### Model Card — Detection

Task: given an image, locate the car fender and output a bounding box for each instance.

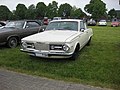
[73,41,80,52]
[7,35,20,41]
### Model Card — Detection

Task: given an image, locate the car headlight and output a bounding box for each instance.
[50,45,63,50]
[50,44,70,51]
[63,44,70,51]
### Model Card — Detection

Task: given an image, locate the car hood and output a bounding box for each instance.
[22,30,78,43]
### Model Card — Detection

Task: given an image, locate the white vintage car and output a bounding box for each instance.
[20,19,93,60]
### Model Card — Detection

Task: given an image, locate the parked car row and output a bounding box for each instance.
[0,18,119,60]
[87,19,108,26]
[87,19,120,27]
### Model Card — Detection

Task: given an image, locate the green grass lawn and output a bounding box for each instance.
[0,26,120,89]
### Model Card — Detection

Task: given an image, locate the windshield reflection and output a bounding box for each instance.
[4,21,24,29]
[46,21,78,31]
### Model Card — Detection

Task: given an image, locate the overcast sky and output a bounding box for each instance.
[0,0,120,12]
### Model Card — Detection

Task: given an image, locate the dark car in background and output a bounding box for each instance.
[0,20,42,48]
[87,19,96,26]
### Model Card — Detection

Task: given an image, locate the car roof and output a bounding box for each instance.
[8,20,41,25]
[50,19,83,23]
[9,20,40,22]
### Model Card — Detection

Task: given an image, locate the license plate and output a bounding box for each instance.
[36,53,48,57]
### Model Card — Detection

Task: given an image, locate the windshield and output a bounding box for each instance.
[5,21,24,28]
[46,21,78,31]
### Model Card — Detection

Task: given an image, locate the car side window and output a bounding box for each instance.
[80,21,85,30]
[26,21,40,28]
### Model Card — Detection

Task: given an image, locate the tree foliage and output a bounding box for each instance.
[84,0,107,19]
[0,1,111,20]
[36,2,47,19]
[0,5,12,20]
[26,4,36,19]
[15,4,27,19]
[58,3,72,18]
[108,9,117,19]
[46,1,58,19]
[70,6,86,19]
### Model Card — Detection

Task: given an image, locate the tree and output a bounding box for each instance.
[70,6,86,19]
[0,5,12,20]
[84,0,107,19]
[15,4,27,20]
[36,2,47,19]
[58,3,72,18]
[108,9,117,19]
[26,4,36,19]
[46,1,58,19]
[8,12,14,20]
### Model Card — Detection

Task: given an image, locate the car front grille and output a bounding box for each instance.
[34,42,49,51]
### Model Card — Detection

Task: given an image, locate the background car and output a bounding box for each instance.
[43,17,49,25]
[111,18,120,27]
[0,20,42,48]
[98,20,107,26]
[53,17,62,20]
[87,19,96,26]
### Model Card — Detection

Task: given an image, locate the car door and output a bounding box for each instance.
[79,21,89,47]
[24,21,41,35]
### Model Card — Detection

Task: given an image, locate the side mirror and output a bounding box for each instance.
[80,28,85,32]
[26,26,29,28]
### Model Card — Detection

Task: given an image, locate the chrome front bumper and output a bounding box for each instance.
[20,49,73,58]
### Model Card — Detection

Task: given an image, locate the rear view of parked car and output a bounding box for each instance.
[0,20,42,48]
[98,20,107,26]
[43,17,49,25]
[111,18,120,27]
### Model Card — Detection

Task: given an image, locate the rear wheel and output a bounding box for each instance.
[7,37,18,48]
[86,37,92,46]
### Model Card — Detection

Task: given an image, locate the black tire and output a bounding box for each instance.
[7,37,18,48]
[70,45,79,60]
[86,37,92,46]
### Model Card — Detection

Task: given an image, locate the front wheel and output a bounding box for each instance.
[7,37,18,48]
